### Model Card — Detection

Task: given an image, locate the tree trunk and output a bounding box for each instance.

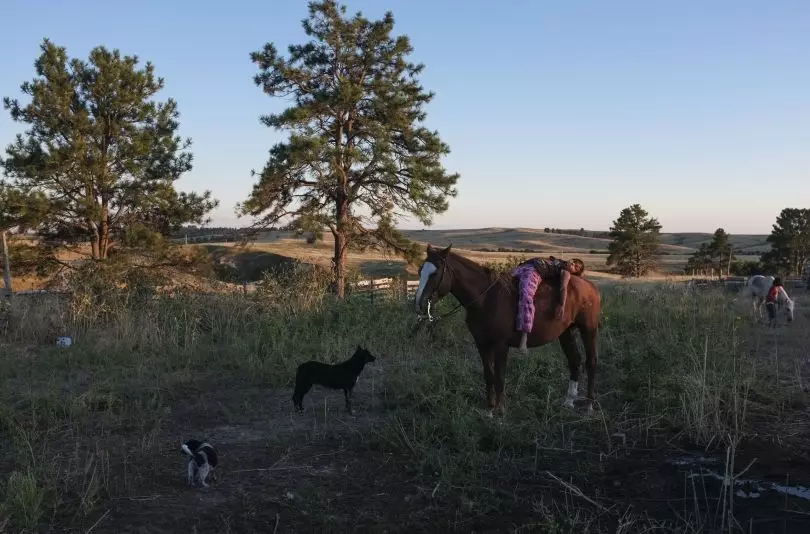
[333,230,348,299]
[99,199,110,259]
[332,195,350,299]
[91,232,110,260]
[2,231,12,296]
[99,224,110,259]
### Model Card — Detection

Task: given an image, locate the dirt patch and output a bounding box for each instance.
[60,376,810,534]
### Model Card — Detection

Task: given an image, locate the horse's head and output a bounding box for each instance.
[414,243,454,315]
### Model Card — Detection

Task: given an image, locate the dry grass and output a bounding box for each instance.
[1,271,809,532]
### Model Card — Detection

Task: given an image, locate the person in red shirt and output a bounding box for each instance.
[765,277,791,326]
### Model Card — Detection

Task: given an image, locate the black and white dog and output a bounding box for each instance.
[181,439,218,487]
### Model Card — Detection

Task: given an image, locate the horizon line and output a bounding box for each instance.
[185,224,769,236]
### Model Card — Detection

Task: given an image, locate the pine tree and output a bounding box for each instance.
[1,39,217,261]
[760,208,810,276]
[239,1,459,297]
[606,204,662,277]
[707,228,734,277]
[685,243,712,276]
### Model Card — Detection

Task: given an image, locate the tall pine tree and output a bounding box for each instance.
[239,0,459,297]
[606,204,662,277]
[760,208,810,276]
[1,39,217,261]
[707,228,733,276]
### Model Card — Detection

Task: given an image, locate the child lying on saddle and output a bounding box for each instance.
[512,256,586,354]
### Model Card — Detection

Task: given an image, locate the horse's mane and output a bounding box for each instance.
[447,251,515,293]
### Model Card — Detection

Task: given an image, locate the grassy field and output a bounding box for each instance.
[1,270,810,532]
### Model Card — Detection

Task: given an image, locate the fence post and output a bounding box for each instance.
[2,231,12,299]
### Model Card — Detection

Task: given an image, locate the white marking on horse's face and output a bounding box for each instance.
[415,261,437,311]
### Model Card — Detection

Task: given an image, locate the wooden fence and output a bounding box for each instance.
[353,275,809,299]
[352,277,420,299]
[687,276,807,291]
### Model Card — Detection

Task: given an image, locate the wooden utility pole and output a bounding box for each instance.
[2,231,12,298]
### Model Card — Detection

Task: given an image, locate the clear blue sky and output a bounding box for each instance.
[2,0,808,234]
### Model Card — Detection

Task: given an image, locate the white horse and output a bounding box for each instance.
[742,275,794,326]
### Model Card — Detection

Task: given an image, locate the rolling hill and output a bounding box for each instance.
[239,227,767,279]
[398,227,770,254]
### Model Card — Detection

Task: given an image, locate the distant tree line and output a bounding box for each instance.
[605,204,810,279]
[542,227,610,239]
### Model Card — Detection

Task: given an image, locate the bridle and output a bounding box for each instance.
[413,253,500,330]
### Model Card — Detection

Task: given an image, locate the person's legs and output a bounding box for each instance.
[512,264,542,353]
[766,301,777,327]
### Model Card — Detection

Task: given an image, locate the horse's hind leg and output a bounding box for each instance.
[558,327,581,409]
[581,324,598,414]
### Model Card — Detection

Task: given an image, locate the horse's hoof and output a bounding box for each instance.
[572,398,595,416]
[562,398,576,410]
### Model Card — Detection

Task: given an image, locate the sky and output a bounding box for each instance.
[1,0,808,234]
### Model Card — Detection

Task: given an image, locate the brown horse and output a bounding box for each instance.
[413,244,601,415]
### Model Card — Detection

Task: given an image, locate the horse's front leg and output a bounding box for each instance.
[493,345,509,415]
[475,339,496,410]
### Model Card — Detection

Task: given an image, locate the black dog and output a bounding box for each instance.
[292,345,377,414]
[181,439,218,487]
